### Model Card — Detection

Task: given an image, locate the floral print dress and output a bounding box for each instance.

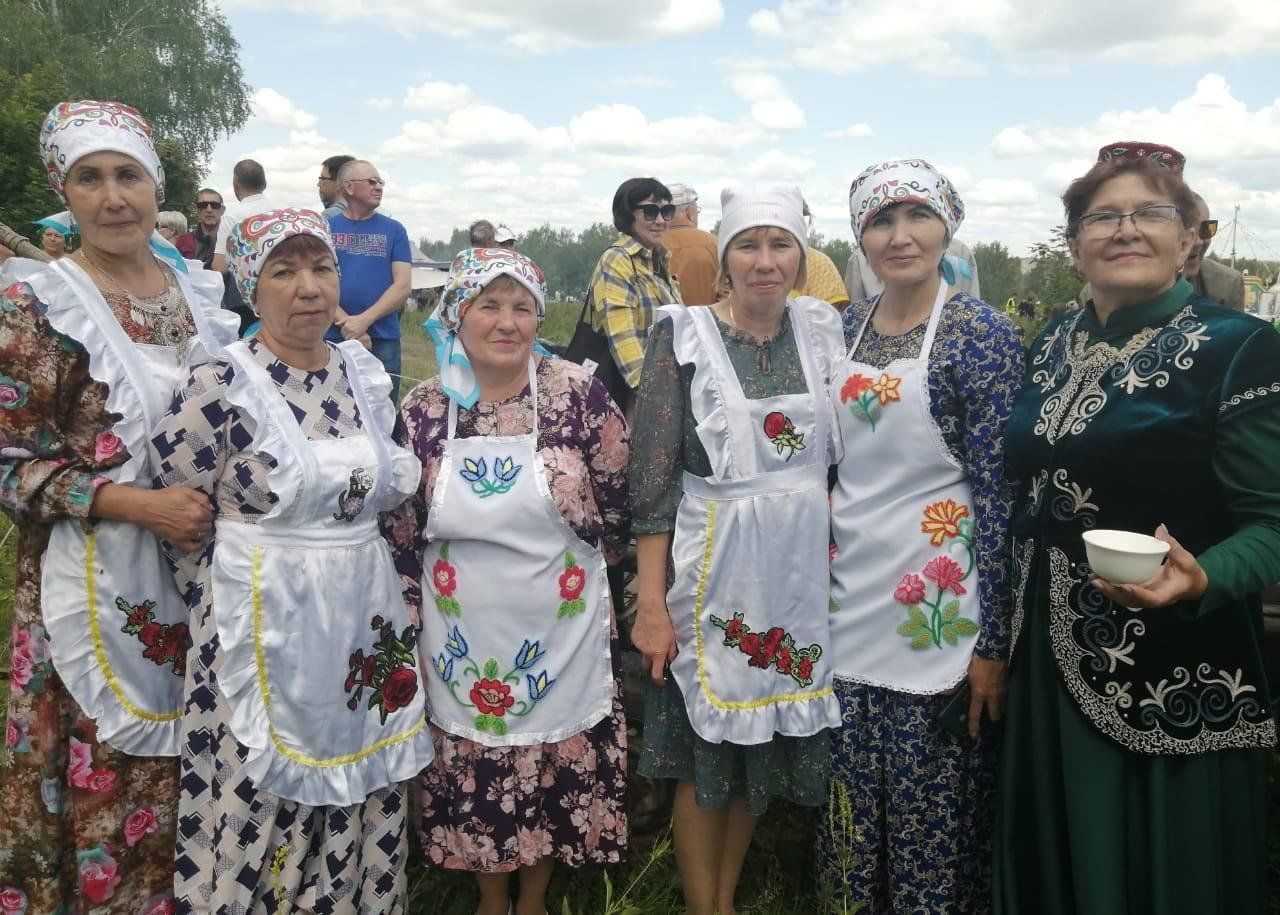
[384,357,631,872]
[0,274,188,915]
[149,339,410,913]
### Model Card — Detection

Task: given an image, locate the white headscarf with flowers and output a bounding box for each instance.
[424,247,548,409]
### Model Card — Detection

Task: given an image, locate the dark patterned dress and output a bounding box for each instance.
[0,272,188,914]
[150,339,409,913]
[816,293,1024,913]
[628,312,833,816]
[993,282,1280,915]
[385,357,631,872]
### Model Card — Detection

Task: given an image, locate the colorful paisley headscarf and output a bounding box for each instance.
[40,100,165,204]
[424,247,548,409]
[848,158,965,245]
[226,208,336,306]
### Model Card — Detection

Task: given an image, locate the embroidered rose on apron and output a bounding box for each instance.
[431,623,558,738]
[710,611,824,687]
[431,542,462,616]
[343,615,420,724]
[115,596,189,676]
[762,410,806,460]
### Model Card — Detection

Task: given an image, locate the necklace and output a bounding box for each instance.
[77,250,191,354]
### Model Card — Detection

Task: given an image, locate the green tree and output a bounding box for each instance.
[1023,227,1080,307]
[972,241,1022,312]
[0,62,70,240]
[156,139,201,217]
[819,238,853,279]
[1,0,252,166]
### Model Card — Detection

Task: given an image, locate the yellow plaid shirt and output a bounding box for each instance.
[588,235,682,390]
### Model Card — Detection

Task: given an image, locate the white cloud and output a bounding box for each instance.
[236,0,724,46]
[991,75,1280,187]
[825,123,875,140]
[741,148,815,180]
[403,80,474,112]
[381,104,570,159]
[249,88,317,131]
[729,72,806,131]
[569,104,754,158]
[747,0,1280,74]
[364,97,394,111]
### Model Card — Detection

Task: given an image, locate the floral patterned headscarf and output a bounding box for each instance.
[40,100,165,204]
[226,208,336,306]
[424,247,548,409]
[848,158,965,245]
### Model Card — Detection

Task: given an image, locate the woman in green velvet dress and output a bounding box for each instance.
[993,148,1280,914]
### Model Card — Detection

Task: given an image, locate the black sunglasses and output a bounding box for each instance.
[636,203,676,222]
[195,200,223,209]
[1198,219,1218,241]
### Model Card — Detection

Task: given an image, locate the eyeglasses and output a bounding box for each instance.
[195,200,223,210]
[1075,204,1179,237]
[1198,219,1218,241]
[636,203,677,222]
[350,177,385,187]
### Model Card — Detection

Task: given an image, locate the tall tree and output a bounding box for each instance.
[0,62,70,238]
[972,241,1022,311]
[1023,227,1080,307]
[0,0,251,165]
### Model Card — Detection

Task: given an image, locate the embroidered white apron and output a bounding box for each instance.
[36,256,235,756]
[210,340,432,806]
[829,283,980,693]
[664,301,840,745]
[420,359,613,747]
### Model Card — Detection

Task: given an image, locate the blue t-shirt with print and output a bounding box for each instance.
[327,211,411,340]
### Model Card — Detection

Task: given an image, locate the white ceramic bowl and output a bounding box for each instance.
[1082,529,1170,584]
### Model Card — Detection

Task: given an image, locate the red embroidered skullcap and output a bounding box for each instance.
[1096,141,1186,175]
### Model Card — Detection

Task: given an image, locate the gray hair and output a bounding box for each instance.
[156,210,188,234]
[337,158,375,184]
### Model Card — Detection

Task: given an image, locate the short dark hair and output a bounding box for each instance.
[1062,157,1197,238]
[322,154,355,180]
[195,187,223,203]
[611,177,672,235]
[232,159,267,193]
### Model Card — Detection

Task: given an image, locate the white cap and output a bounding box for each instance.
[494,225,515,243]
[716,184,809,263]
[668,183,698,206]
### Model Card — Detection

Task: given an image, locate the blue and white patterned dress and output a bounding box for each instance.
[817,293,1024,914]
[150,338,410,914]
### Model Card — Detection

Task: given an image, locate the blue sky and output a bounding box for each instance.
[210,0,1280,266]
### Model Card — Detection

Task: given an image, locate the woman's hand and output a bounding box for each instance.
[966,654,1007,738]
[632,591,678,686]
[1090,524,1208,609]
[135,487,214,553]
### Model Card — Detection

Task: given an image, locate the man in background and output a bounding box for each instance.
[663,182,718,305]
[327,159,413,399]
[494,225,517,250]
[1184,193,1245,310]
[212,160,274,330]
[318,154,355,219]
[179,188,223,269]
